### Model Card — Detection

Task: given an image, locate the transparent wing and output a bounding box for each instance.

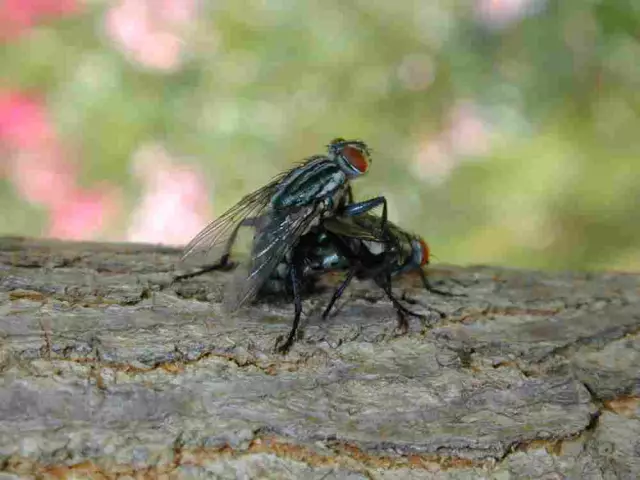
[225,204,321,310]
[322,214,382,242]
[324,212,407,244]
[180,171,291,264]
[180,155,326,264]
[324,213,410,262]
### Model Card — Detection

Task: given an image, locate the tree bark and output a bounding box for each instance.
[0,237,638,479]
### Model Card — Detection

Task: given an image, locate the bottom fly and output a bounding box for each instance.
[264,213,454,353]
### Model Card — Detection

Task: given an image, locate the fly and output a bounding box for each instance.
[264,213,455,353]
[174,138,388,311]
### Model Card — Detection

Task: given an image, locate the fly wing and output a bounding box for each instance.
[321,214,381,241]
[180,170,291,265]
[180,155,327,265]
[225,204,322,311]
[324,213,408,263]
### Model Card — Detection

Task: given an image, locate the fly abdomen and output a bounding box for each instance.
[320,253,345,270]
[307,251,345,271]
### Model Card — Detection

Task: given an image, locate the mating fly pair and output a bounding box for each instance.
[175,139,445,353]
[263,213,450,352]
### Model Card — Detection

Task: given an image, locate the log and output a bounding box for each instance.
[0,237,638,479]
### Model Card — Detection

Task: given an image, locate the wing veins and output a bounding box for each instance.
[231,206,320,309]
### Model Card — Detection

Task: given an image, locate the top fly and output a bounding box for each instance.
[176,138,388,310]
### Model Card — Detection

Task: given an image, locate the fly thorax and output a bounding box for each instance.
[319,181,349,219]
[271,161,346,210]
[319,170,347,196]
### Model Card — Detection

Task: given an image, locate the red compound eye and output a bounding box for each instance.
[419,239,430,266]
[342,146,369,173]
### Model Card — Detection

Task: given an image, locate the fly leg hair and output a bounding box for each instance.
[379,274,420,333]
[380,273,449,333]
[275,244,307,354]
[172,217,259,283]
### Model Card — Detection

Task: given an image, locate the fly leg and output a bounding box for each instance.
[172,256,237,282]
[380,274,446,332]
[379,278,411,333]
[341,196,388,231]
[322,269,356,319]
[419,269,462,297]
[275,245,306,354]
[173,217,259,283]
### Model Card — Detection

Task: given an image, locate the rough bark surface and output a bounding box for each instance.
[0,237,638,479]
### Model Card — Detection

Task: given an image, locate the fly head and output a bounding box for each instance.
[411,237,431,268]
[328,138,372,178]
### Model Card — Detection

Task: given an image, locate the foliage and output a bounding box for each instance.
[1,0,639,271]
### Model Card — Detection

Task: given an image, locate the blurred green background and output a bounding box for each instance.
[1,0,639,271]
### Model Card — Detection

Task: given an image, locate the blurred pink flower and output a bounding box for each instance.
[1,90,121,239]
[397,54,436,92]
[0,91,55,149]
[414,101,492,184]
[446,102,491,157]
[0,0,80,42]
[104,0,199,72]
[413,139,458,185]
[48,185,120,240]
[1,91,74,206]
[475,0,545,30]
[8,150,76,206]
[127,143,211,246]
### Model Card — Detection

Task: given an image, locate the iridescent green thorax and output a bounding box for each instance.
[269,139,371,211]
[270,157,347,210]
